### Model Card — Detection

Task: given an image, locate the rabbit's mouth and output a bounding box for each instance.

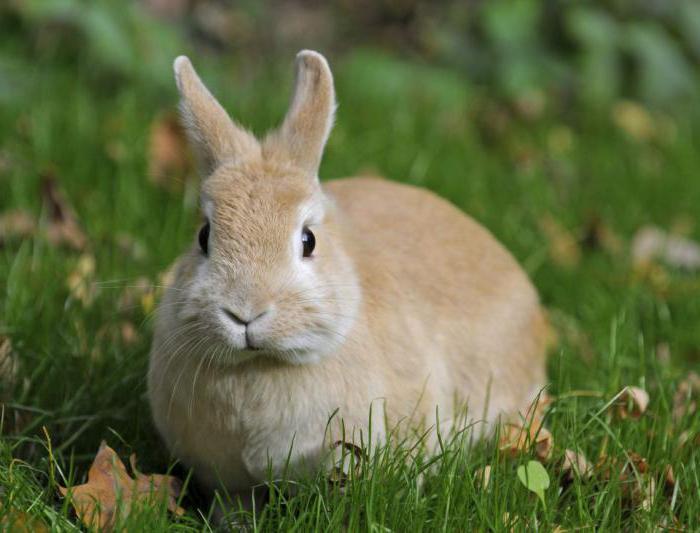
[243,340,262,351]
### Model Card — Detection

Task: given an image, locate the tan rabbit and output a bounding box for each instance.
[148,50,548,505]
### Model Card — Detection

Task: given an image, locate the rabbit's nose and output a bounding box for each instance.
[221,307,268,327]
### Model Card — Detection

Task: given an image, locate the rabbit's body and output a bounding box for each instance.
[148,51,548,501]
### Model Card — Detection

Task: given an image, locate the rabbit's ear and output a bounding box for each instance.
[271,50,336,176]
[174,56,259,176]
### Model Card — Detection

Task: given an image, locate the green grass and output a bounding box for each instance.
[1,45,699,531]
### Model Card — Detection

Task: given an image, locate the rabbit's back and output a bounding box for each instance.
[325,177,548,430]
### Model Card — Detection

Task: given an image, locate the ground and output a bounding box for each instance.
[0,48,699,530]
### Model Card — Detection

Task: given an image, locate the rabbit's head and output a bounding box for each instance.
[170,51,360,365]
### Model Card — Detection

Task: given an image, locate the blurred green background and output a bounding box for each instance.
[1,0,699,529]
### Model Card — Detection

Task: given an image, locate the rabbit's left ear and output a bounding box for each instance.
[269,50,336,176]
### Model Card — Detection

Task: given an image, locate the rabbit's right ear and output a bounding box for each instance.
[174,56,259,176]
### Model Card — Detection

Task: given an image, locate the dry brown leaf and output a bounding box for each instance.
[672,371,700,422]
[514,90,546,121]
[581,215,623,256]
[0,209,36,244]
[655,515,685,532]
[538,215,581,268]
[663,464,676,497]
[0,338,30,434]
[595,451,656,510]
[66,254,98,306]
[129,455,185,518]
[117,276,155,314]
[474,465,492,489]
[632,225,700,271]
[120,322,140,345]
[612,100,655,142]
[499,393,554,460]
[547,126,573,155]
[561,449,592,480]
[115,233,147,261]
[613,386,649,419]
[59,441,184,530]
[640,476,656,511]
[498,422,553,461]
[678,429,700,449]
[655,342,671,365]
[148,112,192,190]
[328,440,366,488]
[501,512,525,532]
[40,171,87,251]
[0,508,49,533]
[0,335,18,393]
[142,0,189,20]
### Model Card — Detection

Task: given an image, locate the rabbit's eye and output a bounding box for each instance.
[198,221,210,255]
[302,227,315,258]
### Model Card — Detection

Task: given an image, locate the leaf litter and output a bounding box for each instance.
[59,441,184,531]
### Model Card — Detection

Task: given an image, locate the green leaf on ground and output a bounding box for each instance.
[516,460,550,508]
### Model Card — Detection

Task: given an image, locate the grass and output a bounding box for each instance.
[1,41,699,530]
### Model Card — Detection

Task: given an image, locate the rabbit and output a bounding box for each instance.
[148,50,549,508]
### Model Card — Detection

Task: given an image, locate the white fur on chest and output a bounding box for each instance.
[149,355,367,492]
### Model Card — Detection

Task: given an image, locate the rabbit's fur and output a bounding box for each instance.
[148,51,548,501]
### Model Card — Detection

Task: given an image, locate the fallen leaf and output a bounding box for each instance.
[655,342,671,365]
[148,112,192,190]
[59,441,183,530]
[0,335,18,392]
[500,395,553,461]
[632,225,700,271]
[547,126,573,155]
[594,452,655,510]
[516,460,550,507]
[613,386,649,419]
[514,90,546,121]
[141,0,189,20]
[0,209,36,245]
[561,449,592,480]
[640,476,656,511]
[612,100,655,142]
[40,171,87,251]
[0,508,49,533]
[499,422,553,461]
[501,512,524,531]
[538,215,581,268]
[672,371,700,422]
[474,465,492,489]
[663,464,676,497]
[117,277,156,315]
[129,455,184,517]
[192,2,241,46]
[581,215,623,256]
[120,322,139,345]
[328,440,366,488]
[0,338,30,434]
[678,429,700,448]
[66,254,98,307]
[655,515,684,531]
[115,233,147,261]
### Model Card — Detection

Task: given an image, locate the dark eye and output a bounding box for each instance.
[198,221,210,255]
[302,227,315,258]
